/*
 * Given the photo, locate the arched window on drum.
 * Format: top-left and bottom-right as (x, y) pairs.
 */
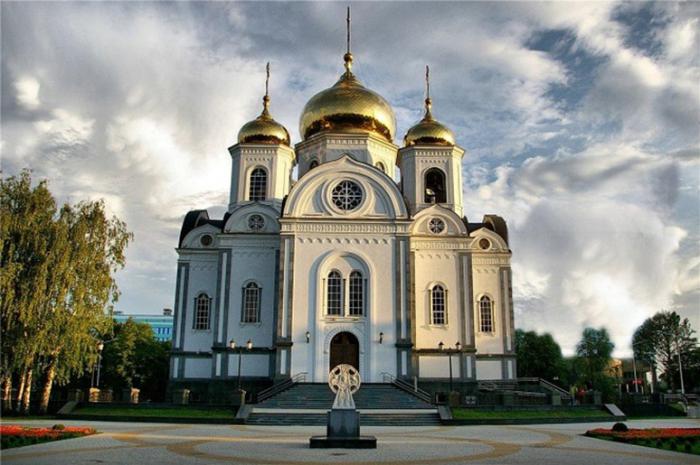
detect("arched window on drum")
(248, 167), (267, 201)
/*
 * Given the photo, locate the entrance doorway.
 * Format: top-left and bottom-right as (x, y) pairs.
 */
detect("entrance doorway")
(329, 332), (359, 371)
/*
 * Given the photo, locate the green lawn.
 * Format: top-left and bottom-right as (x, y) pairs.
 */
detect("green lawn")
(74, 406), (237, 419)
(452, 407), (610, 420)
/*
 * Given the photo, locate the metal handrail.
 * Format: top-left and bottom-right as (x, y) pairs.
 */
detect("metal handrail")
(256, 372), (307, 403)
(381, 372), (432, 404)
(517, 377), (572, 399)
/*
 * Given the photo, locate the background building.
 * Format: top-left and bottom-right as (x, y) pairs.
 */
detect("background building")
(114, 309), (174, 342)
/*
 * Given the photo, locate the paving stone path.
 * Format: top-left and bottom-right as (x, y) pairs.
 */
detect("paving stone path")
(2, 418), (699, 464)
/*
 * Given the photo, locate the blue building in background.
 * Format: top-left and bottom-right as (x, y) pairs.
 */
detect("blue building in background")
(114, 309), (174, 342)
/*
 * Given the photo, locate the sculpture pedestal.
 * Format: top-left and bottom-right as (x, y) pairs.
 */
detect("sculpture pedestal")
(309, 409), (377, 449)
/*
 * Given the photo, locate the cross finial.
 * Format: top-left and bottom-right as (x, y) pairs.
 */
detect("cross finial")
(346, 6), (351, 54)
(343, 6), (353, 74)
(261, 62), (271, 116)
(424, 65), (433, 120)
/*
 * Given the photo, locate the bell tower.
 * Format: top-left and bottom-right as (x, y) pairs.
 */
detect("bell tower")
(398, 66), (464, 215)
(228, 63), (295, 210)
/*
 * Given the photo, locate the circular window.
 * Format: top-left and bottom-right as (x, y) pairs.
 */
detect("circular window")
(479, 238), (491, 250)
(200, 234), (213, 246)
(331, 180), (363, 211)
(248, 214), (265, 231)
(428, 218), (445, 234)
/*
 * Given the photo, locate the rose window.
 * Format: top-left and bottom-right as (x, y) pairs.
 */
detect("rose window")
(428, 218), (445, 234)
(248, 214), (265, 231)
(331, 180), (363, 211)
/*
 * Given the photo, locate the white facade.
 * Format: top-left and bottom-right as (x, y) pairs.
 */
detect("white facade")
(170, 56), (516, 388)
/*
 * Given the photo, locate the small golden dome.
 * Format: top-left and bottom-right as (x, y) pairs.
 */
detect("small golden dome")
(299, 53), (396, 143)
(403, 101), (455, 147)
(238, 99), (290, 146)
(404, 66), (455, 147)
(238, 63), (290, 146)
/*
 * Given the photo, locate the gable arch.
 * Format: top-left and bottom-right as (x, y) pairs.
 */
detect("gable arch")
(283, 155), (408, 219)
(224, 203), (280, 233)
(411, 204), (468, 236)
(470, 227), (509, 251)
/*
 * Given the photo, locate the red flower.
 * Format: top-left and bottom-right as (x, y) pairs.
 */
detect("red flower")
(586, 428), (700, 441)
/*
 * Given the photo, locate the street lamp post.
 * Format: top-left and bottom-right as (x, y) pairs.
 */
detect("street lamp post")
(439, 341), (461, 394)
(95, 341), (105, 388)
(230, 339), (253, 393)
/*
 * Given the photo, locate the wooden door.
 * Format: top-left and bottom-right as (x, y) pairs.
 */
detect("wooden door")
(329, 332), (359, 371)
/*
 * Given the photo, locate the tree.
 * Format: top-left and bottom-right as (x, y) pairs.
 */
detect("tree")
(576, 327), (614, 391)
(0, 171), (131, 413)
(515, 329), (565, 383)
(632, 311), (697, 392)
(100, 319), (170, 401)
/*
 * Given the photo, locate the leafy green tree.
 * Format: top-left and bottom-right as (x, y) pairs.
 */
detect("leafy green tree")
(515, 329), (565, 383)
(100, 319), (170, 401)
(576, 327), (614, 391)
(632, 311), (697, 392)
(0, 171), (131, 413)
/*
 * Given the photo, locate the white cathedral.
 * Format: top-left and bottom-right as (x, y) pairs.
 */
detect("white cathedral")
(170, 32), (516, 396)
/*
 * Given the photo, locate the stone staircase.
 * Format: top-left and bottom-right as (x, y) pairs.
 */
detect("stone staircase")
(247, 383), (439, 426)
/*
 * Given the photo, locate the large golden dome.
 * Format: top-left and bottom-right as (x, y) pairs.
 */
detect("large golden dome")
(299, 53), (396, 143)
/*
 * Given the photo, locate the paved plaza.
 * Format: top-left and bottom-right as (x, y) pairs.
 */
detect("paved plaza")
(1, 418), (699, 465)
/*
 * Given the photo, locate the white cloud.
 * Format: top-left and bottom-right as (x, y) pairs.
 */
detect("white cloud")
(14, 76), (40, 110)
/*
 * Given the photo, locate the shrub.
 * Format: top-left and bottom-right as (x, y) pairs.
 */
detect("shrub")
(51, 424), (65, 430)
(612, 422), (628, 432)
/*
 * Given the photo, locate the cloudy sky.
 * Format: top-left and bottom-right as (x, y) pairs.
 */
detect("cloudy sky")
(2, 1), (698, 355)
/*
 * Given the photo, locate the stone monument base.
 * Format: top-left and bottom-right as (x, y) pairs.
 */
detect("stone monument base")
(309, 435), (377, 449)
(309, 409), (377, 449)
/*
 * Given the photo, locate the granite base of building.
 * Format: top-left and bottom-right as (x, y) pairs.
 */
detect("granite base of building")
(309, 409), (377, 449)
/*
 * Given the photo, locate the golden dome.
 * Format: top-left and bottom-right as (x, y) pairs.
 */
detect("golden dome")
(299, 53), (396, 143)
(238, 63), (290, 146)
(404, 66), (455, 147)
(403, 101), (455, 147)
(238, 98), (290, 146)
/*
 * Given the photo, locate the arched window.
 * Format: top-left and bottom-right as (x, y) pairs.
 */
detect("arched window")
(242, 282), (261, 323)
(249, 168), (267, 201)
(424, 168), (447, 203)
(430, 285), (446, 325)
(480, 296), (493, 332)
(348, 271), (364, 316)
(375, 162), (386, 173)
(309, 159), (319, 170)
(193, 293), (211, 330)
(327, 271), (343, 316)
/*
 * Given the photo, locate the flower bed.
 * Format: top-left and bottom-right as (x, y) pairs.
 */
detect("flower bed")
(1, 424), (97, 449)
(585, 427), (700, 455)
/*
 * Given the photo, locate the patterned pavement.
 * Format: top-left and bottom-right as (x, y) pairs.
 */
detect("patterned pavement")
(1, 418), (699, 465)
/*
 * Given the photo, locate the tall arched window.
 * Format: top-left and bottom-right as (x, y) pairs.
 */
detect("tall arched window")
(309, 159), (319, 170)
(249, 168), (267, 201)
(327, 271), (342, 315)
(242, 282), (261, 323)
(424, 168), (447, 203)
(193, 293), (211, 330)
(348, 271), (364, 316)
(430, 285), (446, 325)
(480, 296), (493, 332)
